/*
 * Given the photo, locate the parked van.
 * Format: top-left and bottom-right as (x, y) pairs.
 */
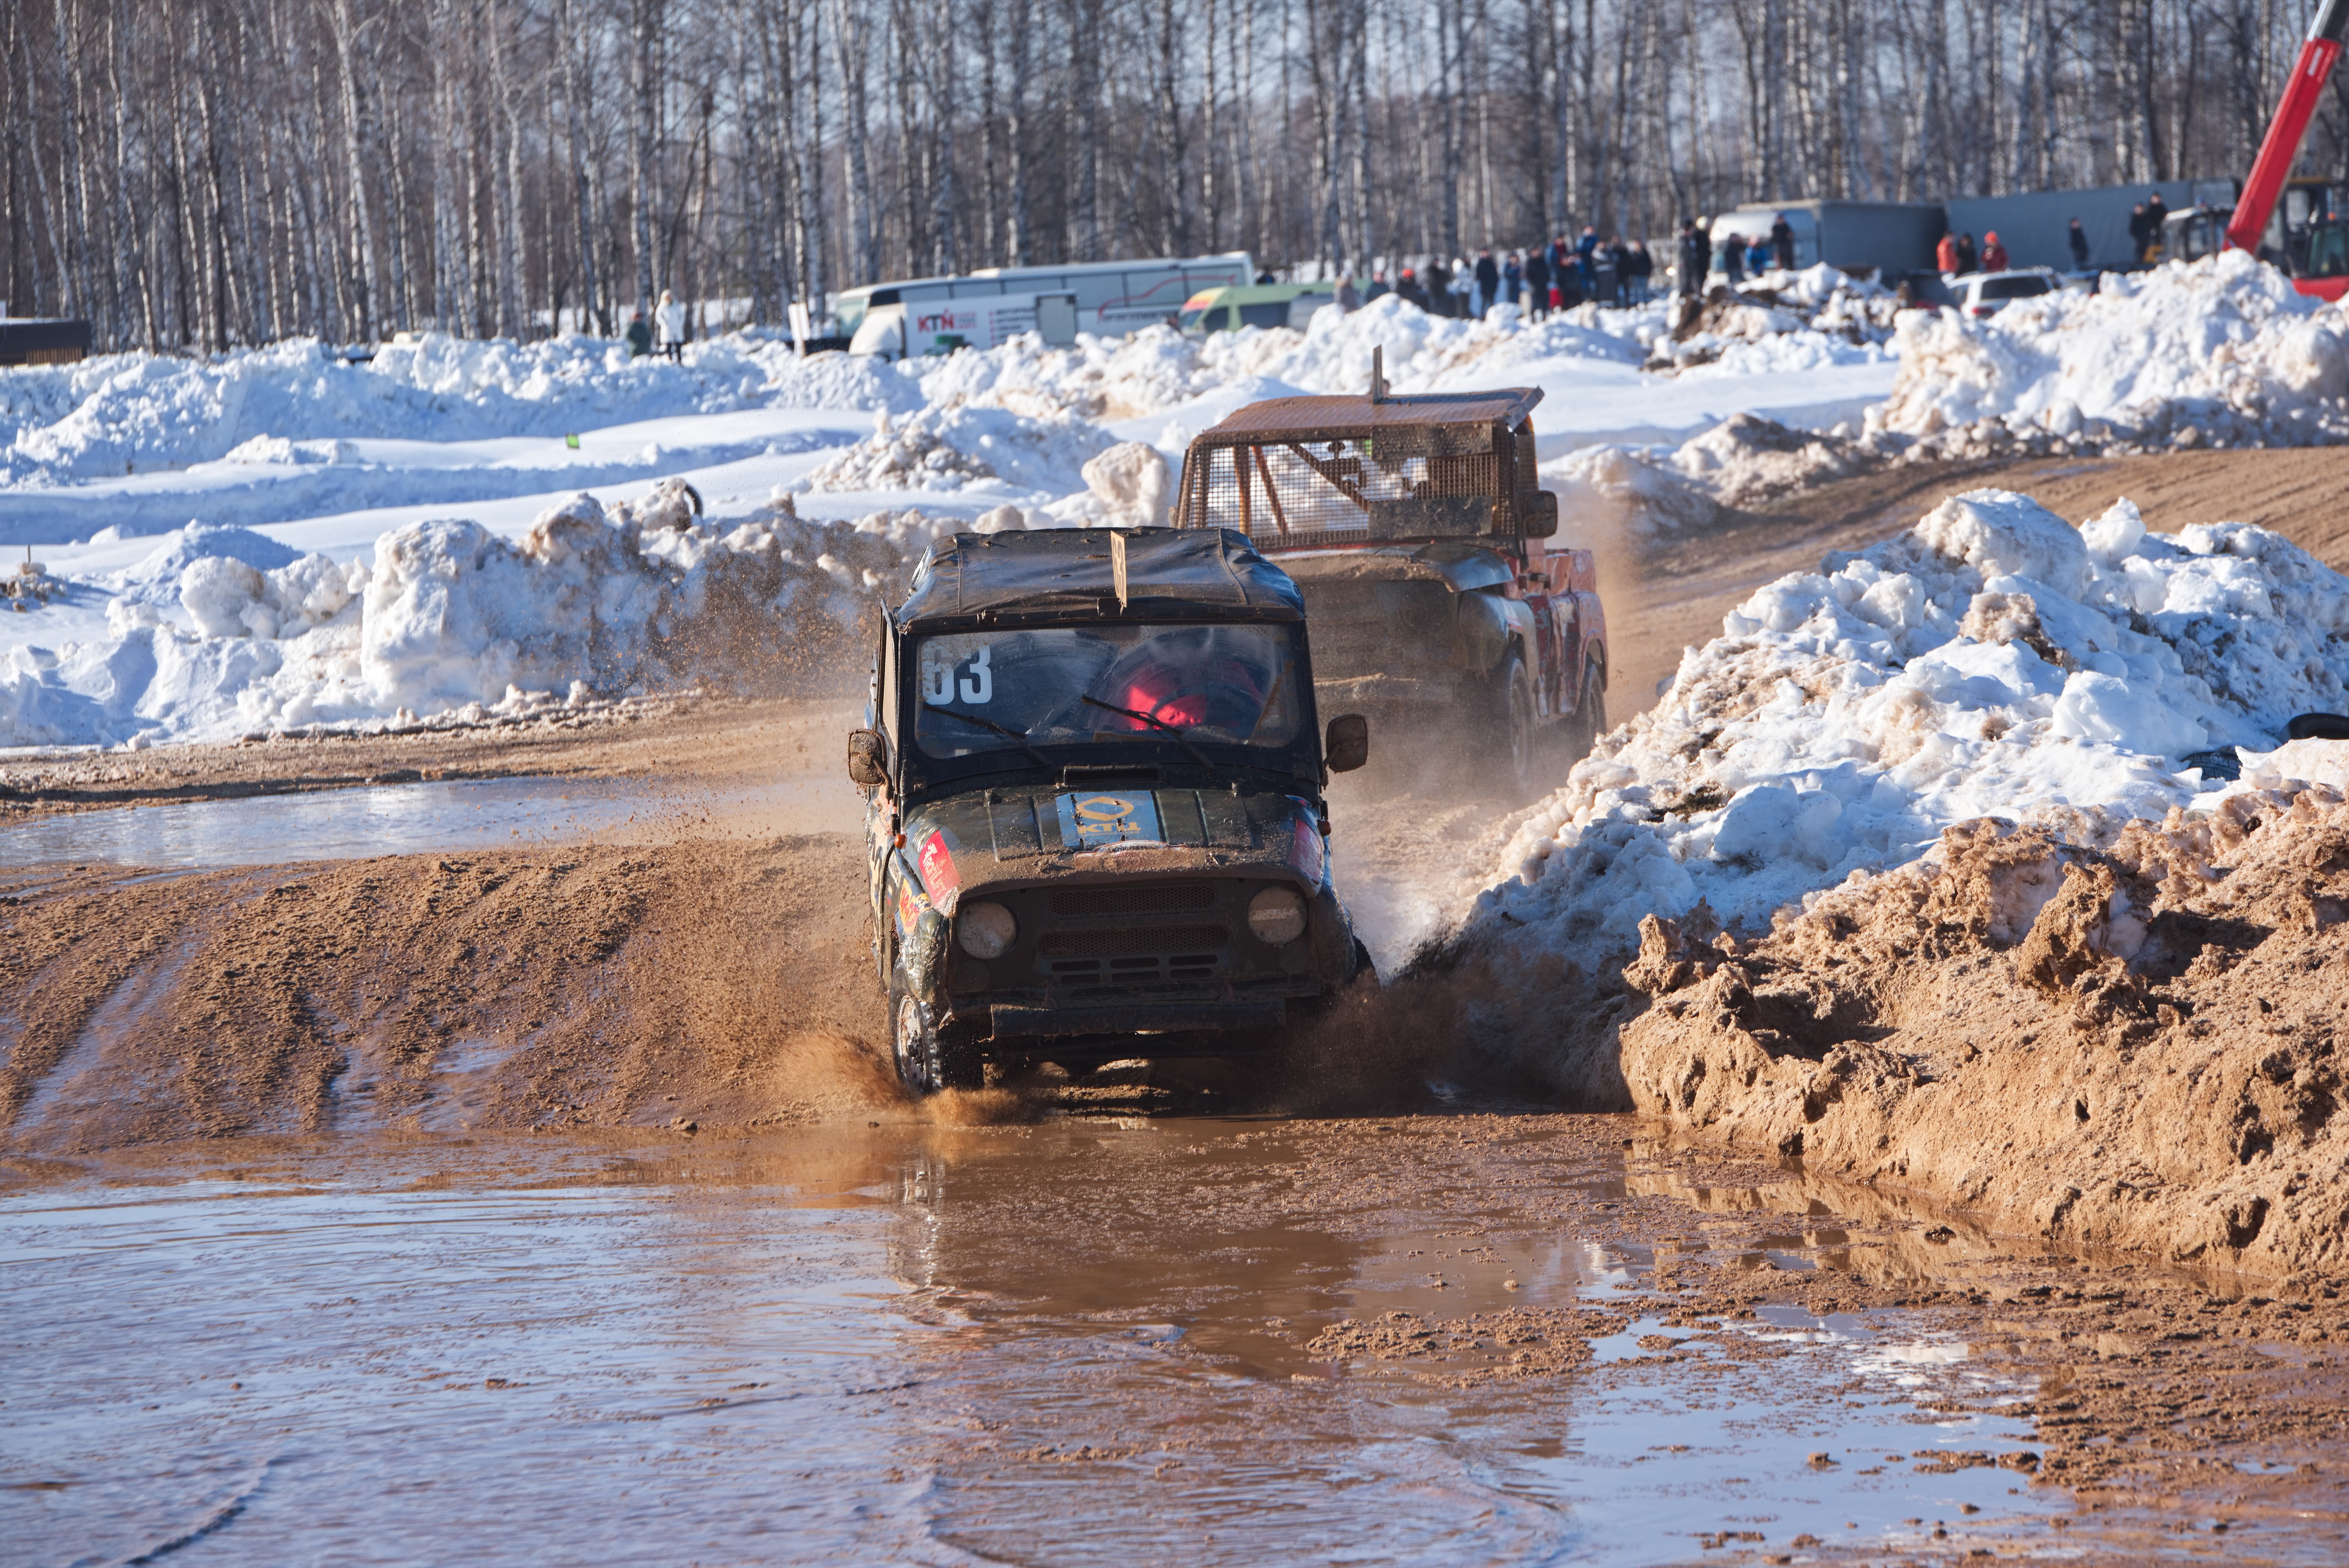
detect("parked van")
(1176, 283), (1335, 334)
(840, 254), (1254, 359)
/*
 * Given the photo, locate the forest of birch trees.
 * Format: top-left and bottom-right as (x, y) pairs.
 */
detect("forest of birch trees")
(7, 0), (2349, 352)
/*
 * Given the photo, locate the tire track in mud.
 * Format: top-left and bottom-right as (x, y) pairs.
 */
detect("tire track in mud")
(1, 836), (894, 1152)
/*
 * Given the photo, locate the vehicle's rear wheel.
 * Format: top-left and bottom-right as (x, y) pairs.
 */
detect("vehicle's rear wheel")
(1561, 660), (1608, 765)
(1486, 651), (1539, 801)
(891, 984), (983, 1095)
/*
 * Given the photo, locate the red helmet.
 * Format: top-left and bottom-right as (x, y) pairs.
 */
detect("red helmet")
(1118, 653), (1268, 733)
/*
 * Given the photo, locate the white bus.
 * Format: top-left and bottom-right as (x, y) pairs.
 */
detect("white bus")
(840, 253), (1255, 359)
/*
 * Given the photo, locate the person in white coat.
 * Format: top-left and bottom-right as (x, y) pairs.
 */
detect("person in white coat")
(654, 290), (687, 362)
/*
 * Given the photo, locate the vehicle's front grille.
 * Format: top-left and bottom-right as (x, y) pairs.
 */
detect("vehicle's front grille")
(1048, 882), (1216, 917)
(1038, 924), (1226, 958)
(1049, 953), (1224, 985)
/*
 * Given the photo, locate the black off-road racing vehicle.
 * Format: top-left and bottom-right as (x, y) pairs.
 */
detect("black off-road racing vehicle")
(1170, 380), (1607, 796)
(847, 526), (1373, 1093)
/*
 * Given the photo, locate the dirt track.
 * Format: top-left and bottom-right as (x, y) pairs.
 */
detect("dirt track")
(10, 449), (2349, 1541)
(1, 837), (891, 1151)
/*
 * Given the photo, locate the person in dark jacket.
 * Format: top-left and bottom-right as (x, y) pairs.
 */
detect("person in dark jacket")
(1365, 271), (1391, 302)
(2127, 203), (2152, 260)
(1397, 268), (1426, 310)
(1770, 213), (1796, 271)
(1425, 258), (1451, 316)
(1678, 221), (1709, 296)
(1473, 249), (1500, 316)
(1625, 239), (1654, 303)
(624, 308), (653, 357)
(1502, 252), (1524, 307)
(2069, 218), (2091, 270)
(1954, 232), (1978, 273)
(2146, 190), (2169, 250)
(1718, 230), (1744, 284)
(1524, 248), (1551, 320)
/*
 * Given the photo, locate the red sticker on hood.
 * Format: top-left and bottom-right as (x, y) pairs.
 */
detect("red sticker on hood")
(917, 829), (962, 912)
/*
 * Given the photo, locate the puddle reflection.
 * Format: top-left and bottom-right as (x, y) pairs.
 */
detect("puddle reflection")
(0, 771), (860, 869)
(3, 1122), (2062, 1566)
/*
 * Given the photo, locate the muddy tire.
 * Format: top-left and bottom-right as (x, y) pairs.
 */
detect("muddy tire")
(1485, 651), (1539, 801)
(1560, 661), (1608, 766)
(891, 984), (983, 1095)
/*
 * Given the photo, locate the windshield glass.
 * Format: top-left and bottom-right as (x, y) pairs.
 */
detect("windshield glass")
(1176, 307), (1209, 330)
(910, 624), (1304, 761)
(2310, 224), (2349, 278)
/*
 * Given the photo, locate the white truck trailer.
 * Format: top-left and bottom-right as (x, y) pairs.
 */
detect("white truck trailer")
(840, 254), (1256, 359)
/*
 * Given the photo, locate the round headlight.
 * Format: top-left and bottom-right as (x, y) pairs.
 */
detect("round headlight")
(1247, 885), (1308, 946)
(956, 899), (1017, 959)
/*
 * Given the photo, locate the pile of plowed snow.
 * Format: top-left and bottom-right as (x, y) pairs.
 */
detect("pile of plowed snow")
(0, 441), (1180, 747)
(1869, 250), (2349, 458)
(1458, 488), (2349, 956)
(0, 332), (920, 483)
(0, 481), (933, 746)
(1544, 413), (1866, 532)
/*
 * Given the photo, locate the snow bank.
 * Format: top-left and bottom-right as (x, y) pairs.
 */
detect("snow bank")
(1457, 489), (2349, 957)
(0, 439), (1189, 749)
(0, 481), (959, 747)
(1545, 413), (1866, 532)
(0, 332), (919, 483)
(1870, 251), (2349, 456)
(803, 402), (1117, 496)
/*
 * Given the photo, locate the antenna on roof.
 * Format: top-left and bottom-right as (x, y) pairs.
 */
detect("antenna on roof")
(1369, 345), (1387, 404)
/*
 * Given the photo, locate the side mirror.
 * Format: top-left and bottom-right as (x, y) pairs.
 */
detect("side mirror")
(847, 728), (890, 788)
(1325, 713), (1370, 774)
(1521, 489), (1559, 539)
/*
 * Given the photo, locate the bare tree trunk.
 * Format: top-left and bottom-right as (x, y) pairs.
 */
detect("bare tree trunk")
(1005, 0), (1031, 265)
(631, 0), (663, 309)
(835, 0), (879, 286)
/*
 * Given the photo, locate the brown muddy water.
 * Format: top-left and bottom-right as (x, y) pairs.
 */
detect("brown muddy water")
(1, 1120), (2085, 1568)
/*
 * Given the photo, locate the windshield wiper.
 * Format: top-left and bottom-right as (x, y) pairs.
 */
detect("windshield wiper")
(923, 705), (1056, 771)
(1080, 694), (1213, 769)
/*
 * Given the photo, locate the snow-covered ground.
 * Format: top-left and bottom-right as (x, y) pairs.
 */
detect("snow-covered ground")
(0, 275), (1898, 748)
(1459, 488), (2349, 963)
(1, 254), (2341, 754)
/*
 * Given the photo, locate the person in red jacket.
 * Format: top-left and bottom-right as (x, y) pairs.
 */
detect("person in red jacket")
(1936, 232), (1961, 275)
(1981, 231), (2011, 271)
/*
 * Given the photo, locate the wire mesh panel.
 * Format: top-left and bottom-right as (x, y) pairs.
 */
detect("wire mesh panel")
(1177, 434), (1510, 551)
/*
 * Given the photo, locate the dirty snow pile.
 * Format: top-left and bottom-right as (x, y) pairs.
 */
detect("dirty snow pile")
(1460, 488), (2349, 956)
(1643, 267), (1902, 374)
(0, 331), (917, 483)
(1545, 413), (1866, 532)
(0, 444), (1178, 747)
(0, 482), (932, 746)
(1870, 250), (2349, 458)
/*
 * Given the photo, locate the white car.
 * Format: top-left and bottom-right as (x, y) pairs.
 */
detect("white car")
(1949, 268), (2069, 317)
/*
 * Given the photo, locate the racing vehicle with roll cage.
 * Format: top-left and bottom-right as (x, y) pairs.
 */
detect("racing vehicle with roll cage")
(1168, 371), (1607, 797)
(845, 526), (1374, 1093)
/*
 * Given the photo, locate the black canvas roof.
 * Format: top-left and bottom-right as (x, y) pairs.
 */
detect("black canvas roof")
(896, 527), (1304, 628)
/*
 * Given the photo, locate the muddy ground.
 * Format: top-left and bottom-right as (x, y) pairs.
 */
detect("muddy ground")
(9, 446), (2349, 1554)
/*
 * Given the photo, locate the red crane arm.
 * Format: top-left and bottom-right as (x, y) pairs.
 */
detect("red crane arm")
(2227, 0), (2349, 255)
